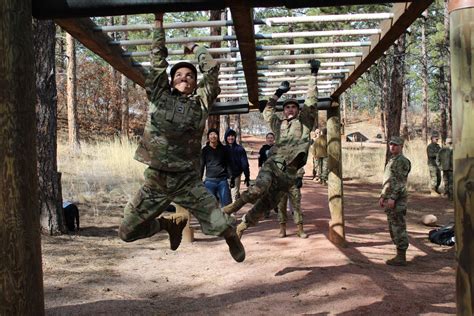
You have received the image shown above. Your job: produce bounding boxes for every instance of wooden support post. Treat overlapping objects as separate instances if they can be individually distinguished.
[0,0,45,314]
[449,1,474,314]
[326,103,346,246]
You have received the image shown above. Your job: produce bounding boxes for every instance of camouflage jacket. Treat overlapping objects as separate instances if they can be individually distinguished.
[134,27,220,172]
[436,147,453,171]
[312,135,328,158]
[381,154,411,201]
[262,76,318,169]
[426,142,441,166]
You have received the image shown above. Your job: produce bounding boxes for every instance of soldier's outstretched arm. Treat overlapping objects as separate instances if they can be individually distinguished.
[299,60,319,127]
[262,81,290,130]
[195,45,220,111]
[145,13,170,102]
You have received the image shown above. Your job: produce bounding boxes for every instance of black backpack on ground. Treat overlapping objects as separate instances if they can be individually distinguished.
[428,223,455,246]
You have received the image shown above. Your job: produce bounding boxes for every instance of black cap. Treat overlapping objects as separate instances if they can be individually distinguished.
[170,62,197,81]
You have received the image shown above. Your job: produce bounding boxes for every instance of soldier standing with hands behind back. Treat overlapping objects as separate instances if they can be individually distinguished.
[118,13,245,262]
[379,136,411,266]
[427,134,441,195]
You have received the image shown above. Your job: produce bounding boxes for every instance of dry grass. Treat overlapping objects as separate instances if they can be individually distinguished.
[58,138,145,210]
[342,139,431,192]
[57,137,432,210]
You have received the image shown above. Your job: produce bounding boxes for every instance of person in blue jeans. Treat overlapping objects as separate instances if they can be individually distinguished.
[201,128,232,207]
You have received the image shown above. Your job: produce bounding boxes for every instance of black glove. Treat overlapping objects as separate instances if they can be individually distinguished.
[274,81,290,98]
[229,177,235,189]
[244,177,250,187]
[295,177,303,189]
[308,59,321,75]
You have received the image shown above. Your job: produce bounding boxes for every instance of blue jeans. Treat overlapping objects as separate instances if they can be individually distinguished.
[204,178,232,207]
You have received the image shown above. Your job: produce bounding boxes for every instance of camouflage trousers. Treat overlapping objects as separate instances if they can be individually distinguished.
[442,170,453,199]
[277,184,303,225]
[313,157,328,181]
[240,159,297,226]
[384,196,409,251]
[428,164,441,192]
[119,167,234,242]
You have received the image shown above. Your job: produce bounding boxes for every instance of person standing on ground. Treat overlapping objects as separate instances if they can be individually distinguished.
[379,136,411,266]
[277,167,307,238]
[312,127,328,185]
[436,137,453,201]
[118,13,245,263]
[224,59,321,239]
[224,129,250,202]
[258,132,275,168]
[427,134,441,195]
[201,128,232,207]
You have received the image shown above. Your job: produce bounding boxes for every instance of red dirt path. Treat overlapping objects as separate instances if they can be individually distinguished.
[42,135,456,315]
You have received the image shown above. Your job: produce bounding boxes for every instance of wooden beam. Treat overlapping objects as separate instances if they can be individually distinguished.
[326,104,346,246]
[55,18,147,87]
[331,1,434,98]
[34,0,408,19]
[1,0,45,314]
[227,2,259,106]
[450,3,474,314]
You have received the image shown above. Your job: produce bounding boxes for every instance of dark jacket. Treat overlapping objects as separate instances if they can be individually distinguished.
[200,142,231,180]
[258,144,273,167]
[224,129,250,179]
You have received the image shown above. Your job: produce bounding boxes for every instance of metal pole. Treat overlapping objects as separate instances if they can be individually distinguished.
[111,29,380,46]
[449,1,474,314]
[125,41,371,56]
[95,13,393,32]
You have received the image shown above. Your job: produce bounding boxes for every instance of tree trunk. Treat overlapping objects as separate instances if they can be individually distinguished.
[421,11,429,143]
[235,114,242,144]
[120,15,129,138]
[439,66,448,143]
[220,114,230,140]
[385,33,406,163]
[444,0,453,137]
[207,10,222,132]
[401,80,410,140]
[0,0,45,313]
[381,57,388,141]
[33,19,65,235]
[66,33,81,153]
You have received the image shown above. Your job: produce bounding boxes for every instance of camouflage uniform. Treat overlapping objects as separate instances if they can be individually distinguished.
[119,27,234,242]
[227,76,318,228]
[436,146,453,200]
[312,133,328,182]
[427,142,441,193]
[380,151,411,251]
[278,167,305,225]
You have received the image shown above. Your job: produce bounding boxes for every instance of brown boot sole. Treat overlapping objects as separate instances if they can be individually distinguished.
[169,218,188,251]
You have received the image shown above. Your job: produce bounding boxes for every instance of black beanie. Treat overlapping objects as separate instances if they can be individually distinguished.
[207,128,219,138]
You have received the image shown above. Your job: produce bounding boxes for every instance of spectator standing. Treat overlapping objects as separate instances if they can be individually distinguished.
[258,132,275,168]
[201,128,232,207]
[427,133,441,195]
[436,137,453,200]
[224,129,250,202]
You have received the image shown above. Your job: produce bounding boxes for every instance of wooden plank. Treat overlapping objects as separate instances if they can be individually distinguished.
[450,5,474,315]
[55,18,147,87]
[0,0,45,314]
[332,1,433,98]
[227,2,259,106]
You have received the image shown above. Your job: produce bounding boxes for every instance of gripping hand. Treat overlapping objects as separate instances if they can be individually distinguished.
[274,81,290,98]
[229,177,236,189]
[244,177,250,187]
[308,59,321,75]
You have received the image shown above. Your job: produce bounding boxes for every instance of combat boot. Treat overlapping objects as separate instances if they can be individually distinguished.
[158,216,188,251]
[386,249,407,266]
[236,221,249,239]
[296,224,308,238]
[279,223,287,238]
[222,227,246,262]
[223,198,246,215]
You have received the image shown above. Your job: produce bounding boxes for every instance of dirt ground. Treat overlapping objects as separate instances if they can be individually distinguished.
[42,135,456,315]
